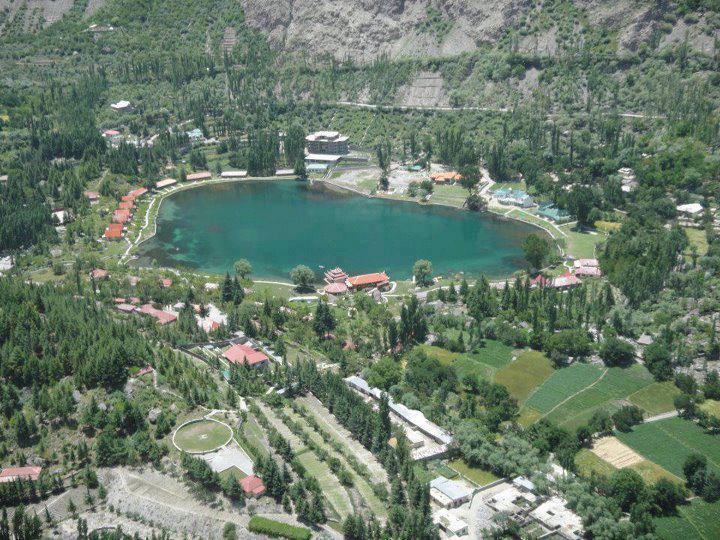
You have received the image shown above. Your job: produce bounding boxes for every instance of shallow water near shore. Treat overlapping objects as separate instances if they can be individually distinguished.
[136,180,542,280]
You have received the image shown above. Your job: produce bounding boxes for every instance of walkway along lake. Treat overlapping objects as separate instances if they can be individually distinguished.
[136,180,544,280]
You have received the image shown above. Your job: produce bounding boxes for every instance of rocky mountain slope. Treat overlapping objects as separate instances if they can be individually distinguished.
[240,0,717,61]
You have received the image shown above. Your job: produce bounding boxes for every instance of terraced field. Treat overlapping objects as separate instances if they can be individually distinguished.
[629,382,682,416]
[617,417,720,478]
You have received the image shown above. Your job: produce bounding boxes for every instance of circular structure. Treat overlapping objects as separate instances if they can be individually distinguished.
[324,282,348,295]
[172,418,233,454]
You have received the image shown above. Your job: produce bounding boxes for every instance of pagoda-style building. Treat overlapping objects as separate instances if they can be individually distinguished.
[324,267,348,284]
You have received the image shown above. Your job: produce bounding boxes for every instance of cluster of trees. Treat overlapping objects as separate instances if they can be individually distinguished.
[673,372,720,434]
[683,453,720,503]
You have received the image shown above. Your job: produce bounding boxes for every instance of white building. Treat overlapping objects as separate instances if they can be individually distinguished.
[429,477,473,508]
[434,509,468,537]
[530,497,583,540]
[110,100,131,110]
[677,203,704,216]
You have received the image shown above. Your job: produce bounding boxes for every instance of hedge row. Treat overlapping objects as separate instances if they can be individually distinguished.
[247,516,312,540]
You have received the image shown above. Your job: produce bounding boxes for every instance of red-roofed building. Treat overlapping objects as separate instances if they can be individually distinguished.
[116,303,136,313]
[139,304,177,325]
[239,475,266,497]
[0,466,42,483]
[84,191,100,204]
[223,343,269,368]
[324,267,348,284]
[552,272,582,289]
[530,275,550,288]
[325,282,348,295]
[118,201,134,210]
[121,195,134,203]
[113,209,131,223]
[128,187,148,199]
[430,171,462,184]
[347,272,390,290]
[91,269,109,280]
[159,278,172,289]
[186,171,212,181]
[134,365,154,378]
[104,223,123,240]
[574,266,602,277]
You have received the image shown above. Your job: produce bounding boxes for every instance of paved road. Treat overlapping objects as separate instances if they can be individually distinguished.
[330,100,666,120]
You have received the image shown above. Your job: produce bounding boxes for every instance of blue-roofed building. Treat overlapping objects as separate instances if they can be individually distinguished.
[186,128,204,142]
[430,477,473,508]
[307,163,328,173]
[537,204,571,223]
[495,188,535,208]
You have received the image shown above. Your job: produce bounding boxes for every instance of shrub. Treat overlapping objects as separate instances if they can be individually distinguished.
[247,516,311,540]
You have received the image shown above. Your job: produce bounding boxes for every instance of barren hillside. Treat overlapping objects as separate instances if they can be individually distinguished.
[240,0,714,61]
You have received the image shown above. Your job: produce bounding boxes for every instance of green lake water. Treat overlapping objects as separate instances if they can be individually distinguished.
[137,181,542,280]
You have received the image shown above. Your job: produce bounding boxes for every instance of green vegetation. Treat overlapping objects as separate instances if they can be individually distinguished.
[448,459,500,486]
[173,419,232,453]
[544,365,655,430]
[575,448,617,478]
[654,498,720,540]
[247,516,312,540]
[524,363,605,413]
[630,382,683,416]
[617,418,720,478]
[493,351,555,403]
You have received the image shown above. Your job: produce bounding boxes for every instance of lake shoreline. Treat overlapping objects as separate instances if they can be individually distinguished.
[127,175,554,280]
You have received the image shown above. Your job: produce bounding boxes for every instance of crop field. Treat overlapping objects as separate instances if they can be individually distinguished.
[416,345,460,366]
[173,419,232,453]
[629,382,682,416]
[524,363,605,414]
[654,499,720,540]
[469,340,514,369]
[617,418,720,478]
[575,448,617,478]
[493,350,555,404]
[543,365,655,429]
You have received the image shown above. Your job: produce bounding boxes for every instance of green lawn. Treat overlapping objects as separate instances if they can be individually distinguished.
[430,184,468,207]
[295,447,353,520]
[557,224,607,259]
[524,363,606,414]
[629,382,682,416]
[219,466,248,482]
[493,350,555,404]
[543,364,655,430]
[448,459,500,486]
[654,498,720,540]
[617,417,720,479]
[242,417,271,457]
[173,420,232,452]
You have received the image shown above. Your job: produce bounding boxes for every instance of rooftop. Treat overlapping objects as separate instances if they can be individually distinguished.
[223,343,269,366]
[306,131,349,142]
[430,476,473,503]
[0,466,42,483]
[347,271,389,288]
[240,475,266,496]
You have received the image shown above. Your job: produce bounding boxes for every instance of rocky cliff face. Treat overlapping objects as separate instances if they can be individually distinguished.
[241,0,531,62]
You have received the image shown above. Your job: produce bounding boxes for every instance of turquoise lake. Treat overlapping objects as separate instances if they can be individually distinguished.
[137,181,542,280]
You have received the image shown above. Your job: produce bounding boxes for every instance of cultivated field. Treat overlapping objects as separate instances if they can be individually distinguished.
[629,381,682,416]
[617,417,720,478]
[524,363,605,413]
[654,498,720,540]
[492,350,555,404]
[590,436,644,468]
[174,419,233,453]
[448,459,500,487]
[543,365,655,430]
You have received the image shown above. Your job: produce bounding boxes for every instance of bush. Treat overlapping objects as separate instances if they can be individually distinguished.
[247,516,312,540]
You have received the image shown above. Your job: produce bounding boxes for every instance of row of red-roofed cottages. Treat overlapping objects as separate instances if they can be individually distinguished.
[103,187,148,240]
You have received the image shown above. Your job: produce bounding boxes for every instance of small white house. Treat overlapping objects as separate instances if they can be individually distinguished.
[677,203,704,216]
[110,100,131,110]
